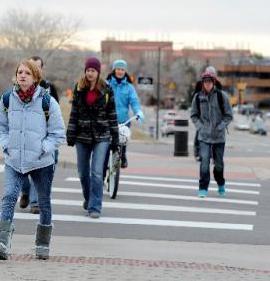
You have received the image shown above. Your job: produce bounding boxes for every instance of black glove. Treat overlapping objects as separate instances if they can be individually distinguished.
[67,138,76,147]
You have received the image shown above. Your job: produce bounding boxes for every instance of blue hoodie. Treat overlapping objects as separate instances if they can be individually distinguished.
[107,76,142,124]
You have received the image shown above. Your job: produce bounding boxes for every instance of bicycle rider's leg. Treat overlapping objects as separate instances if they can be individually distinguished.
[121,145,128,168]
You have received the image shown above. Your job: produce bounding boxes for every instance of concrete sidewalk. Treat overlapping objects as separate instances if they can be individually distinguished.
[0,235,269,281]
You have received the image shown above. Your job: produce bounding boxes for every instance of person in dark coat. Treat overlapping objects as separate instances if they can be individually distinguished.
[192,66,223,162]
[190,66,233,198]
[66,57,119,218]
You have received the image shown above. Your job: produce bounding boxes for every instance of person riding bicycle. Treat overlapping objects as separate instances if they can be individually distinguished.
[106,59,144,168]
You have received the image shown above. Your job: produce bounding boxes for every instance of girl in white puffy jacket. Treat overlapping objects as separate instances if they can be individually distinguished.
[0,59,65,260]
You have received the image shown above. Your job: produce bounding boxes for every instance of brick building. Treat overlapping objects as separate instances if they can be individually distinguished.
[100,39,264,107]
[218,60,270,106]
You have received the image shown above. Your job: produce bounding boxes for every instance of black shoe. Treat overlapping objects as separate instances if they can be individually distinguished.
[121,158,128,168]
[19,194,29,209]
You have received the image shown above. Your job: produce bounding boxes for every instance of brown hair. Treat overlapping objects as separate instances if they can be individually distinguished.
[16,59,42,84]
[77,74,106,92]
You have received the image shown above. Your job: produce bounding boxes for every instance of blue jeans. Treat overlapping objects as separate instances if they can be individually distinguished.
[1,164,54,225]
[76,141,109,213]
[199,141,225,190]
[21,150,58,207]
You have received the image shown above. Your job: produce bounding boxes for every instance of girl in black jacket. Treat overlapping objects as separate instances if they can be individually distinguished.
[67,57,119,218]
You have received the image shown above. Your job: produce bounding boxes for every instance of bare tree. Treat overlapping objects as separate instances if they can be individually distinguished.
[0,9,80,59]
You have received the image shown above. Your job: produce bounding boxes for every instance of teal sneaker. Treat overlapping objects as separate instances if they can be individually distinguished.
[218,185,226,196]
[198,189,208,198]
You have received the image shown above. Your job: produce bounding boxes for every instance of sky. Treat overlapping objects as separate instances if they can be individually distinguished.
[1,0,270,55]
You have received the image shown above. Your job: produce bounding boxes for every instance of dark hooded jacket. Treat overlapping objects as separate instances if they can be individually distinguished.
[190,79,233,144]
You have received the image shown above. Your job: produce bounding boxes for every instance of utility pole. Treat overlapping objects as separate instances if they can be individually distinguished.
[156,46,161,140]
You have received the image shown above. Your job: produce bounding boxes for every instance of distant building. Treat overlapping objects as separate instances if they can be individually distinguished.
[101,39,256,107]
[101,39,173,73]
[218,59,270,106]
[173,48,252,74]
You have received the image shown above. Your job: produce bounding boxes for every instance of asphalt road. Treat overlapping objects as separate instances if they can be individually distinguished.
[0,164,268,245]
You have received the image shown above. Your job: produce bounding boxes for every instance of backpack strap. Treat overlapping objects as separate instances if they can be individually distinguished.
[195,90,225,117]
[2,89,12,112]
[216,90,225,115]
[42,92,51,122]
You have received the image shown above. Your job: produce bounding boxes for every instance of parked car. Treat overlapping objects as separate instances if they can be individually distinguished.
[161,119,176,137]
[249,114,267,135]
[161,110,181,137]
[234,122,250,131]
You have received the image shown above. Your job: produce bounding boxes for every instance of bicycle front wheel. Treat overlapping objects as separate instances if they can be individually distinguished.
[108,151,120,199]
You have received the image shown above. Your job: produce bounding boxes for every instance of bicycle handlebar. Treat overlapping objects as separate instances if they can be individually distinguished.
[119,115,139,127]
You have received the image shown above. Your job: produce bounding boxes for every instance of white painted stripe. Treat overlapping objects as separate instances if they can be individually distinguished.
[120,181,260,195]
[52,188,258,206]
[66,177,80,181]
[51,199,256,216]
[65,175,261,187]
[13,213,253,231]
[121,175,261,188]
[116,191,258,206]
[53,187,81,193]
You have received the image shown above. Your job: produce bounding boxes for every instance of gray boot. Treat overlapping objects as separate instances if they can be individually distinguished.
[35,224,52,260]
[0,221,15,260]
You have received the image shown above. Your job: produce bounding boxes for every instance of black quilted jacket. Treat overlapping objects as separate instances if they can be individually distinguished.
[66,80,119,146]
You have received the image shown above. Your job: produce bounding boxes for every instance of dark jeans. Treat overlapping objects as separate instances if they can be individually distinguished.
[199,141,225,190]
[21,150,58,207]
[1,164,54,225]
[76,141,109,213]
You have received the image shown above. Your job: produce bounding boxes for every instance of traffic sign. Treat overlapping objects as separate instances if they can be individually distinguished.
[138,77,153,85]
[137,77,154,91]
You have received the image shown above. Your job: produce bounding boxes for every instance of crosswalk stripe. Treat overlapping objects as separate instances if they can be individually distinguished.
[51,199,256,216]
[120,175,261,188]
[52,188,258,206]
[116,191,258,206]
[13,213,253,231]
[63,179,260,195]
[120,181,260,195]
[66,176,261,188]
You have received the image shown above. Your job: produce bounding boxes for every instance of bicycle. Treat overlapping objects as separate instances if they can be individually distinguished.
[105,115,138,199]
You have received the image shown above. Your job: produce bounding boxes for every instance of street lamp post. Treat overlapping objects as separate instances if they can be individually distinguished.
[156,46,161,140]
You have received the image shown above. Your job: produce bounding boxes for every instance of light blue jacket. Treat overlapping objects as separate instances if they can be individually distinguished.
[107,76,142,123]
[0,85,66,174]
